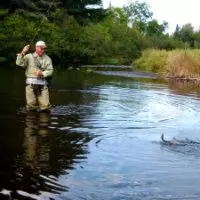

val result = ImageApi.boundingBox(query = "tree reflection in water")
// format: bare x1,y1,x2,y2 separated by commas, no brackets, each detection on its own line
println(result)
0,110,93,199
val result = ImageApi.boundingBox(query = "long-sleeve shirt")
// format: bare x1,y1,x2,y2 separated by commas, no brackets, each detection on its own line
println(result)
16,52,53,85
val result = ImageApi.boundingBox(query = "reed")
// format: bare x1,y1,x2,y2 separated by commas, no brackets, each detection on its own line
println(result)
133,49,200,79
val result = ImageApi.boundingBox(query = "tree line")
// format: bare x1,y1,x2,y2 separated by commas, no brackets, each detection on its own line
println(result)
0,0,200,67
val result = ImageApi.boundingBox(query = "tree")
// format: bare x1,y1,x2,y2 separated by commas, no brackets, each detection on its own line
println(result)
146,20,168,36
0,0,105,24
173,24,181,39
124,1,152,23
123,1,153,33
193,30,200,48
99,7,145,63
173,23,195,48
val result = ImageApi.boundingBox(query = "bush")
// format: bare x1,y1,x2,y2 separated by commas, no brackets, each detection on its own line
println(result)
133,49,169,73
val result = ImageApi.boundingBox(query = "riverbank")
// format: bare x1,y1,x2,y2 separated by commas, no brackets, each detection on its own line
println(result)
82,65,133,70
82,64,159,79
133,49,200,81
95,70,158,79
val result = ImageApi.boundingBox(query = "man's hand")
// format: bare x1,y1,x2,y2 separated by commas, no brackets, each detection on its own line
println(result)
36,70,42,77
21,44,30,54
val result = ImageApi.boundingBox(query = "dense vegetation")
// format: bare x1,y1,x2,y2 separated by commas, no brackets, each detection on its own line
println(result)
133,49,200,78
1,0,200,71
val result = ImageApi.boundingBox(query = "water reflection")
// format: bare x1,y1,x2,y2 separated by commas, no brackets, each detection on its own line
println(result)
23,111,50,174
2,68,200,199
168,79,200,97
0,109,95,199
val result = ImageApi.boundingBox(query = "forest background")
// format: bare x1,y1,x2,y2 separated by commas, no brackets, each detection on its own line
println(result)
1,0,200,77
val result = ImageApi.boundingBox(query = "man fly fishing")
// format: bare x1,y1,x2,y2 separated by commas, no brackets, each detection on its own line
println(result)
16,41,53,112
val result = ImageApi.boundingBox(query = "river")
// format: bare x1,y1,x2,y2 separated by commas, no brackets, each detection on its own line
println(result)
0,67,200,200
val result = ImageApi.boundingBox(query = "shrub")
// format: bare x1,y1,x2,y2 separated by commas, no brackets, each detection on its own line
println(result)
133,49,169,73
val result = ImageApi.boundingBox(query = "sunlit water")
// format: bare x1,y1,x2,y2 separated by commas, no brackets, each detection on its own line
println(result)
1,68,200,200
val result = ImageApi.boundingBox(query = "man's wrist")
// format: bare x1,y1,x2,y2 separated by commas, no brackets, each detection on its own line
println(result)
17,52,25,56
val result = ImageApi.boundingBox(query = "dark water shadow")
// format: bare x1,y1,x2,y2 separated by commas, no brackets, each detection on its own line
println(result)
0,110,94,199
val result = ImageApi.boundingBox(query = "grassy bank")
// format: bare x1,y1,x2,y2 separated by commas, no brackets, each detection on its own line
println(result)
133,49,200,79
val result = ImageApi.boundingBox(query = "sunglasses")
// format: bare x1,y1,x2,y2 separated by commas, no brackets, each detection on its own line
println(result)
37,46,46,50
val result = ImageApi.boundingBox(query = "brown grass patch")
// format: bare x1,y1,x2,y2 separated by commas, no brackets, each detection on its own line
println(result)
133,49,200,79
168,52,199,78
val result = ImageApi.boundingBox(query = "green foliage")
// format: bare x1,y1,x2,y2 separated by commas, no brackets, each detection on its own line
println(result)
0,0,200,67
146,20,168,36
0,9,8,18
124,1,153,23
0,57,7,63
98,7,145,63
133,49,169,73
145,35,185,50
0,0,105,24
173,23,195,48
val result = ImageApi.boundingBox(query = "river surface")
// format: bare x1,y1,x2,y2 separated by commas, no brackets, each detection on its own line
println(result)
1,67,200,200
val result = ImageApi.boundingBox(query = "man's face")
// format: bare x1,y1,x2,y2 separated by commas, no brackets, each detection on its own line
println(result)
35,45,46,56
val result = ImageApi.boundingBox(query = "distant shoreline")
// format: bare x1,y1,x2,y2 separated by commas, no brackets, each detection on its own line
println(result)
82,65,133,69
94,70,158,79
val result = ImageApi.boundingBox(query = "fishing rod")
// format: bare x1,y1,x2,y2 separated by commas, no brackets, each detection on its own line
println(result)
25,0,59,46
25,0,56,96
29,5,52,46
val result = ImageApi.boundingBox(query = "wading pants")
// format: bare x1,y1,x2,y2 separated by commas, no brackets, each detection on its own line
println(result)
26,84,51,111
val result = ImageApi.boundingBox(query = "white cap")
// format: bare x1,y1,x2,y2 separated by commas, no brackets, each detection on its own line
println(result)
35,41,47,48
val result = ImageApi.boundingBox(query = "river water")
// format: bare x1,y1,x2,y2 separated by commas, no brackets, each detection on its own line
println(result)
1,67,200,200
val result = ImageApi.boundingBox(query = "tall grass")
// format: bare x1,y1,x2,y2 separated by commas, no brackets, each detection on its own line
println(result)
133,49,200,78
